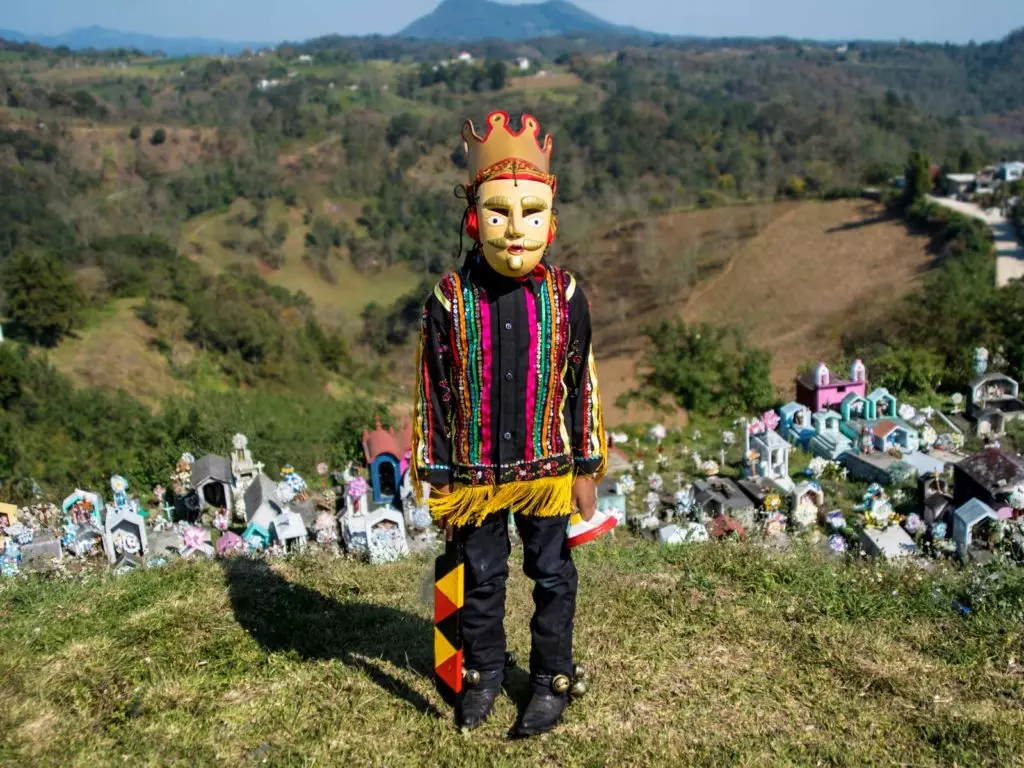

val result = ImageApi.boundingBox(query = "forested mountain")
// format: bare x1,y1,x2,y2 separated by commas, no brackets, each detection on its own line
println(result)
399,0,650,41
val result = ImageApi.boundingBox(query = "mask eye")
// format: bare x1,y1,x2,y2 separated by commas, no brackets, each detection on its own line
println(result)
488,215,504,226
528,216,544,228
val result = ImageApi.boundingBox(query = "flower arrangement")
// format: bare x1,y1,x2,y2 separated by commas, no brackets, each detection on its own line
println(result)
721,430,736,446
763,493,782,513
828,534,847,554
649,424,667,443
616,474,636,495
213,512,230,532
826,511,846,531
903,513,923,535
648,473,664,492
764,511,787,537
700,460,720,477
346,476,369,500
645,491,661,516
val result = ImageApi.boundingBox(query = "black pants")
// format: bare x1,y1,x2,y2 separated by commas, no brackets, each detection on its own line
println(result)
458,512,577,689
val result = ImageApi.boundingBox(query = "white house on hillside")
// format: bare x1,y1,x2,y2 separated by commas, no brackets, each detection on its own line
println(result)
457,51,473,63
999,162,1024,182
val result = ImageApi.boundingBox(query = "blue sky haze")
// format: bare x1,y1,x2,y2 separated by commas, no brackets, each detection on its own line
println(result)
3,0,1018,44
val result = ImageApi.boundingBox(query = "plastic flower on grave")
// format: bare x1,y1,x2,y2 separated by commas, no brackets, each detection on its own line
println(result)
649,424,667,443
181,453,195,466
610,431,629,446
807,457,828,479
792,502,817,530
213,512,230,532
764,512,787,538
316,462,329,476
111,475,128,494
616,474,636,495
892,489,907,504
152,484,165,502
645,491,660,515
285,472,308,494
113,530,141,555
825,511,846,531
828,534,847,554
690,429,702,441
700,460,720,477
674,486,695,514
346,476,369,499
721,430,736,446
656,453,668,467
276,481,297,504
897,404,917,421
181,525,208,550
864,498,895,529
904,513,923,535
764,493,782,513
761,410,780,432
648,473,664,492
1008,488,1024,511
633,460,645,474
919,425,937,449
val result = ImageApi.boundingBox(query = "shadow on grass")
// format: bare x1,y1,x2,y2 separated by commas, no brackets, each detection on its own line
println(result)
220,557,442,719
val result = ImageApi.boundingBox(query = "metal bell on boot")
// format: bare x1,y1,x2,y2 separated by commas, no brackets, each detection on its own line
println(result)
569,663,588,697
463,668,481,687
551,674,571,695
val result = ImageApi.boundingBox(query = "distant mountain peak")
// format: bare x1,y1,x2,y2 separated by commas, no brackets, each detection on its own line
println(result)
399,0,651,42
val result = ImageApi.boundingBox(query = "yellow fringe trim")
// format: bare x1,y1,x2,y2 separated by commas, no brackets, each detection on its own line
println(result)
429,475,574,528
410,324,429,505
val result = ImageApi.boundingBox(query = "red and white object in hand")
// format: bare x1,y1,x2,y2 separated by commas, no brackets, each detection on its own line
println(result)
566,509,617,549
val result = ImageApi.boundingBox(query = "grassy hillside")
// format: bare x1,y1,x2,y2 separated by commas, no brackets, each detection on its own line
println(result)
570,199,933,421
1,540,1022,765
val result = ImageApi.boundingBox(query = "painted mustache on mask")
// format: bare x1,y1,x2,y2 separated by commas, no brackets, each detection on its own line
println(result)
485,238,546,252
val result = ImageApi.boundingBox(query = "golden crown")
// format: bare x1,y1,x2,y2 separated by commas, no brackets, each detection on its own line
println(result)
461,111,554,190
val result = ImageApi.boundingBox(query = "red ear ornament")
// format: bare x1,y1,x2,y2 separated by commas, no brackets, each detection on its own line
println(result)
465,207,480,241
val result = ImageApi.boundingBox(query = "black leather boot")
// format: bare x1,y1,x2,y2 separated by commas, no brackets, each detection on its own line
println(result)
456,669,503,730
511,674,570,738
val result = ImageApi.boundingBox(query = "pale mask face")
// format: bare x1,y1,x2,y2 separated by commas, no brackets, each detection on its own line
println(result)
476,178,553,278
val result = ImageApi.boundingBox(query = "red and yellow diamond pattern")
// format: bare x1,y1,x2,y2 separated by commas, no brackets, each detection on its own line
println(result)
433,547,464,696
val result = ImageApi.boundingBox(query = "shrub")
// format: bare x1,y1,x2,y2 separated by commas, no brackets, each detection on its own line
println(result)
150,127,167,146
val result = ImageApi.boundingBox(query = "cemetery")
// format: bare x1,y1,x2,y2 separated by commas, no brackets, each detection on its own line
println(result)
3,350,1024,580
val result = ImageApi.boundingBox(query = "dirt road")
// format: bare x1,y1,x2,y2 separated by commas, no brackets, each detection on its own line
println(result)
926,195,1024,287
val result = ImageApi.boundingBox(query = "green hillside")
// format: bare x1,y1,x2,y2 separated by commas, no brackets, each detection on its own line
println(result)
2,540,1023,765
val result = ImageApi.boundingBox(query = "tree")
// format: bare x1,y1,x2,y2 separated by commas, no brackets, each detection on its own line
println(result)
150,127,167,146
0,248,83,347
903,150,933,205
625,320,774,416
486,59,508,90
129,124,141,141
958,148,976,173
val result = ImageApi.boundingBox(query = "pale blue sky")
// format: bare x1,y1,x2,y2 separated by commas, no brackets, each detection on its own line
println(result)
4,0,1019,44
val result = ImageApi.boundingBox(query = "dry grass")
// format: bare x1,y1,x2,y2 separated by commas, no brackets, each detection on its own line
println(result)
577,200,933,424
680,199,932,384
1,540,1022,766
506,73,583,91
44,298,187,406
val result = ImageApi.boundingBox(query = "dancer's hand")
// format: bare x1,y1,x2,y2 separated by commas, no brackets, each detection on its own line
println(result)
572,476,597,521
